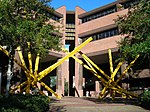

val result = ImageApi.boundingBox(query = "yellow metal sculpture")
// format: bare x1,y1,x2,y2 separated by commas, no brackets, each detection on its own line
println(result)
63,48,139,100
0,37,93,99
0,37,139,100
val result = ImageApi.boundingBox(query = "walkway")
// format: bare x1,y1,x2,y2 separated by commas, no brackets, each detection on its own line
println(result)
49,97,150,112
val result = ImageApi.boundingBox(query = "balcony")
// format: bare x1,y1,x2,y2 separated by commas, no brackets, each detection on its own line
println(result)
66,24,75,28
66,32,75,37
66,29,75,33
65,37,75,40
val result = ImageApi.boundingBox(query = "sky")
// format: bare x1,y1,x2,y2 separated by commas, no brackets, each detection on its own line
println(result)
50,0,116,11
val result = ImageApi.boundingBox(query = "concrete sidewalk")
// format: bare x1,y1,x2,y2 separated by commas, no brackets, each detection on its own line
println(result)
49,97,150,112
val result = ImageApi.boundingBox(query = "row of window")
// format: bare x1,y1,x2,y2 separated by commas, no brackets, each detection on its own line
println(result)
82,28,119,42
46,12,61,21
66,32,75,37
66,29,75,33
51,15,61,21
66,24,75,28
81,6,117,23
121,0,140,9
66,37,75,40
81,0,140,23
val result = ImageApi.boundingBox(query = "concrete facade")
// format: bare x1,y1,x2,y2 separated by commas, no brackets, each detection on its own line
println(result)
2,0,148,97
51,0,150,97
49,0,114,97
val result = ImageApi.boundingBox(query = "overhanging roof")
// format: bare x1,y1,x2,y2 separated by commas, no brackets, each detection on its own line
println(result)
78,1,117,18
79,24,117,38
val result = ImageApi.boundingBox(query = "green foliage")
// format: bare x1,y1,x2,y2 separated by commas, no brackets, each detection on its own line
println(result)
0,0,61,56
0,94,50,112
139,90,150,109
116,0,150,60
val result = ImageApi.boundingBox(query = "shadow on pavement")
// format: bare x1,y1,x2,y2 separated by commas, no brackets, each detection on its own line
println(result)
82,97,139,105
49,98,66,112
49,105,66,112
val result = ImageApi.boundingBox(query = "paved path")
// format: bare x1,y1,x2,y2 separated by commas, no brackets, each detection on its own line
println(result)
49,97,150,112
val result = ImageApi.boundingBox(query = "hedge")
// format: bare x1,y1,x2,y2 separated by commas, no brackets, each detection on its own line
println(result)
0,94,50,112
139,90,150,110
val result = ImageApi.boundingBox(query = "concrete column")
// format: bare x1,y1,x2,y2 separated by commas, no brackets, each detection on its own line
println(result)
75,62,83,97
78,63,83,96
95,81,100,94
121,61,130,90
56,59,63,96
62,60,69,96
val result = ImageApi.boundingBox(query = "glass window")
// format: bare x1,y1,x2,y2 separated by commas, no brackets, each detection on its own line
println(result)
101,32,105,38
106,31,110,37
121,0,139,9
110,30,114,36
82,28,118,42
92,35,96,40
81,6,117,23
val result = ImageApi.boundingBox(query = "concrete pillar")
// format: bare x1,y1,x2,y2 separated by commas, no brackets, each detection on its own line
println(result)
56,59,63,96
95,81,100,96
121,61,130,91
78,63,83,96
75,62,83,97
63,60,69,96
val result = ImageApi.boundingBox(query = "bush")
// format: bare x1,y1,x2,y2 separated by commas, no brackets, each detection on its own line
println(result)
139,90,150,109
0,94,50,112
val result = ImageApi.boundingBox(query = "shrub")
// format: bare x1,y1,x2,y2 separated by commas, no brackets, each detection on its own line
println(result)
139,90,150,109
0,94,50,112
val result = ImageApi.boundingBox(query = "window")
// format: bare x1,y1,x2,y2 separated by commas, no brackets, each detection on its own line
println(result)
82,28,119,42
121,0,140,9
81,6,117,23
51,15,61,21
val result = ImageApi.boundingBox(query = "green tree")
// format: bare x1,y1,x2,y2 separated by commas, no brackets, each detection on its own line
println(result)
0,0,61,96
0,0,61,55
116,0,150,60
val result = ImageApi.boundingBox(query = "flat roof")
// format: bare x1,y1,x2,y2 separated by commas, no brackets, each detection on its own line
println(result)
67,11,75,14
45,6,63,18
53,11,63,18
78,1,117,18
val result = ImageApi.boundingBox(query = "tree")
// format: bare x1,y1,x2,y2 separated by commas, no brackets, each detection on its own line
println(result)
116,0,150,60
0,0,61,96
0,0,61,55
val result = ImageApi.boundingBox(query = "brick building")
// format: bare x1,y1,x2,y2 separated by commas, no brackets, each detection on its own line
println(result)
1,0,149,97
48,0,150,97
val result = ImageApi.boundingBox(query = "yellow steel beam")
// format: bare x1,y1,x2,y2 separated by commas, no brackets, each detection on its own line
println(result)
108,49,114,100
0,46,35,94
10,81,27,93
17,46,27,70
79,51,110,80
27,42,33,92
0,46,34,79
78,49,139,99
34,53,40,75
111,61,124,80
27,42,33,74
112,86,138,97
34,53,40,85
62,48,108,86
17,46,31,93
37,37,93,81
40,81,61,99
99,86,108,99
115,54,140,86
108,49,113,78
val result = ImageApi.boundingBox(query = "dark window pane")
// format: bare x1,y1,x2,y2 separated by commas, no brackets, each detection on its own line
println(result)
80,6,117,23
